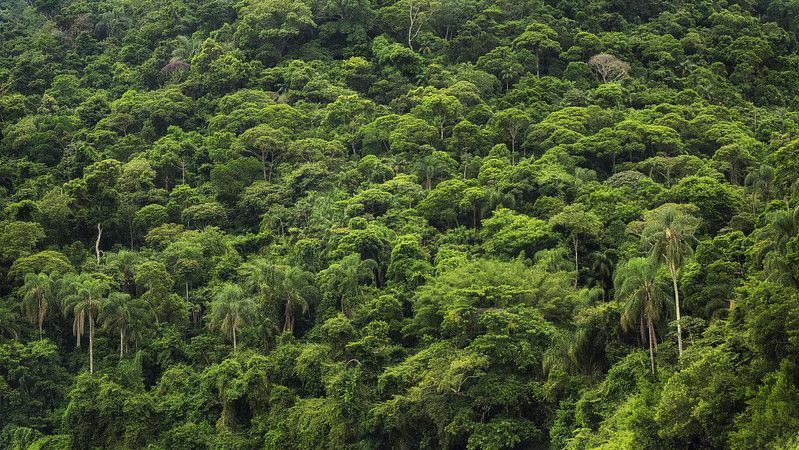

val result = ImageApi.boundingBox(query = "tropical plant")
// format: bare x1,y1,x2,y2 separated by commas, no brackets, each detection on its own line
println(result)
277,266,318,334
63,273,111,374
640,206,700,357
19,272,58,339
614,257,671,374
208,283,257,350
744,164,774,212
100,292,151,358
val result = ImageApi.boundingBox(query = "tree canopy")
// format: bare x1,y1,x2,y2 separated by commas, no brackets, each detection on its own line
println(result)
1,0,799,448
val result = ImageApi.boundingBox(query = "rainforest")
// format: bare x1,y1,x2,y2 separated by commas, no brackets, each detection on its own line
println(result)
1,0,799,448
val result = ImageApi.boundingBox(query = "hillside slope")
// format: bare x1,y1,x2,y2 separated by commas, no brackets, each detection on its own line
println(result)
1,0,799,448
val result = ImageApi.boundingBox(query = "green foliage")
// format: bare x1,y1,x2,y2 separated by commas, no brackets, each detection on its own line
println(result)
1,0,798,447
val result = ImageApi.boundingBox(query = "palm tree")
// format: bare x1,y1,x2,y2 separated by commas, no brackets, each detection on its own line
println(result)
278,266,317,334
0,306,20,340
95,9,128,39
240,258,290,350
208,283,257,351
100,292,150,358
587,251,614,301
19,272,58,339
614,257,671,375
534,247,573,273
484,185,516,213
106,250,141,295
126,312,150,352
744,164,774,213
641,206,699,357
63,273,110,374
544,328,607,388
241,258,277,294
171,35,202,65
757,206,799,286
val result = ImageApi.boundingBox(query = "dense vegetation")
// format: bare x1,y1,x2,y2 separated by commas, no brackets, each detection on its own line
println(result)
2,0,799,448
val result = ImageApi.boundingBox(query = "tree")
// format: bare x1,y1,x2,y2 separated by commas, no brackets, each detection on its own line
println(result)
481,208,554,258
276,266,317,334
0,221,45,263
19,272,58,339
321,95,377,155
170,35,203,66
318,254,376,315
730,360,799,448
491,108,531,159
587,251,615,301
235,0,316,60
181,202,227,229
8,250,74,283
513,23,561,77
415,150,457,189
0,340,71,431
640,206,700,357
239,124,290,181
389,115,440,154
63,273,111,374
744,164,774,212
549,204,602,288
389,0,440,51
100,292,150,358
757,206,799,286
417,178,467,229
208,283,257,351
588,53,630,83
477,46,525,90
412,93,464,139
79,159,123,264
459,186,489,228
614,258,670,375
334,221,395,287
667,176,742,233
386,236,431,289
712,143,756,185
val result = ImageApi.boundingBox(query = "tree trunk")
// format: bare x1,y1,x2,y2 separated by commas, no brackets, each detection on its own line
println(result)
120,329,124,359
407,4,417,51
284,298,294,334
233,326,237,351
573,236,579,288
95,223,102,265
647,316,656,375
89,309,94,374
669,260,683,357
38,298,44,340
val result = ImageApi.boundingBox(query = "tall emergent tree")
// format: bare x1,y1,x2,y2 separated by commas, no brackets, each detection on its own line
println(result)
63,273,111,374
208,283,257,351
641,206,699,357
615,257,670,374
19,272,58,339
100,292,150,358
